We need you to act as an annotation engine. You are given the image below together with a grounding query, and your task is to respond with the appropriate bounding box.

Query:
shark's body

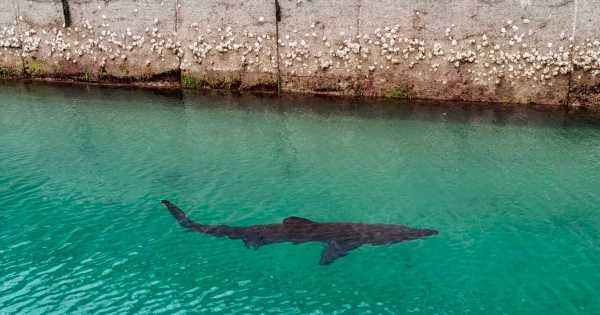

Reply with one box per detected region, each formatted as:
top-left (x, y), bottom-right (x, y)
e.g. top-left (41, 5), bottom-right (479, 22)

top-left (161, 200), bottom-right (438, 265)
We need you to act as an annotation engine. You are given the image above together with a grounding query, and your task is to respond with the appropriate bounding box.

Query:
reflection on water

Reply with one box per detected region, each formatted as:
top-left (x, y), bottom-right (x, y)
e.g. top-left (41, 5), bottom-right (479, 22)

top-left (1, 81), bottom-right (600, 314)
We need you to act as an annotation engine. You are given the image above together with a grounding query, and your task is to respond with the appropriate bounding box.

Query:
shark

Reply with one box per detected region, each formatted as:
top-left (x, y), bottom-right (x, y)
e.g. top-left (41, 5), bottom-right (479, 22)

top-left (161, 200), bottom-right (438, 265)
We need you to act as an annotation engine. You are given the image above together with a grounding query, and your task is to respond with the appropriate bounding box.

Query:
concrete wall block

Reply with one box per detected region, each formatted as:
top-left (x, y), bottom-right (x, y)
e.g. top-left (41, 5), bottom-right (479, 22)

top-left (18, 0), bottom-right (80, 77)
top-left (361, 0), bottom-right (574, 105)
top-left (359, 0), bottom-right (575, 104)
top-left (18, 0), bottom-right (180, 79)
top-left (0, 0), bottom-right (23, 76)
top-left (19, 0), bottom-right (64, 27)
top-left (179, 0), bottom-right (277, 89)
top-left (70, 0), bottom-right (180, 78)
top-left (568, 0), bottom-right (600, 111)
top-left (277, 0), bottom-right (361, 80)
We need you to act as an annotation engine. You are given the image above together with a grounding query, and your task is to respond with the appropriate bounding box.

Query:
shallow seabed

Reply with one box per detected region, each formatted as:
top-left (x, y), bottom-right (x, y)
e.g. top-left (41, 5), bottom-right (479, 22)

top-left (1, 82), bottom-right (600, 314)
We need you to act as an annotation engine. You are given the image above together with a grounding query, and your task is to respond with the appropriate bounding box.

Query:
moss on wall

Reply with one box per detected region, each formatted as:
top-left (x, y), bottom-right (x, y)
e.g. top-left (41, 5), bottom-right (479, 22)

top-left (386, 83), bottom-right (415, 99)
top-left (0, 67), bottom-right (18, 78)
top-left (25, 61), bottom-right (44, 77)
top-left (181, 74), bottom-right (198, 88)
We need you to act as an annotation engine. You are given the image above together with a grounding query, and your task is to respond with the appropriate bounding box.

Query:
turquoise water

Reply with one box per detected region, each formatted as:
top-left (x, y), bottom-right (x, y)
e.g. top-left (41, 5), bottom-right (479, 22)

top-left (1, 82), bottom-right (600, 314)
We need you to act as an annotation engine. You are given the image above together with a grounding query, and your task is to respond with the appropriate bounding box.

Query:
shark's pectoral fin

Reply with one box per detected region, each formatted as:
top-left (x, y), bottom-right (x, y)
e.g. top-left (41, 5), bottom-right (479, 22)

top-left (242, 236), bottom-right (264, 250)
top-left (319, 241), bottom-right (362, 265)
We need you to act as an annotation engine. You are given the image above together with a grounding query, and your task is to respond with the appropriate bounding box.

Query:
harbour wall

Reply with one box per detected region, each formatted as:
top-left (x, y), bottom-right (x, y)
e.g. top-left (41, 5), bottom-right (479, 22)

top-left (1, 0), bottom-right (600, 110)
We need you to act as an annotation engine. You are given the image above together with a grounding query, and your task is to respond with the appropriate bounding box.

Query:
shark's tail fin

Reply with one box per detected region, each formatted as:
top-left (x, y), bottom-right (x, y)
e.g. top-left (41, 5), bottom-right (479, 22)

top-left (161, 200), bottom-right (229, 236)
top-left (161, 200), bottom-right (197, 230)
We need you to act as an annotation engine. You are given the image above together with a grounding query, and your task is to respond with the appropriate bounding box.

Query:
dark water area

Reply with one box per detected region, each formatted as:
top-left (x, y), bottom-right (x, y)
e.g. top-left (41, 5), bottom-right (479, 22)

top-left (1, 81), bottom-right (600, 314)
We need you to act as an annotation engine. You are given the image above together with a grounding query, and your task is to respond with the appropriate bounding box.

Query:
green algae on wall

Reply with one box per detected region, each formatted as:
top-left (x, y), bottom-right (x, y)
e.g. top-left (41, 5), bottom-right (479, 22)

top-left (386, 83), bottom-right (415, 99)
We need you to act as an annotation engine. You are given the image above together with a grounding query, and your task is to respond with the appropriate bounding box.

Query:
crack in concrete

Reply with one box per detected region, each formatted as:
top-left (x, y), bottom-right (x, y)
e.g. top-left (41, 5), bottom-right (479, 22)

top-left (275, 0), bottom-right (282, 95)
top-left (565, 0), bottom-right (579, 109)
top-left (356, 0), bottom-right (361, 37)
top-left (175, 0), bottom-right (182, 82)
top-left (174, 0), bottom-right (179, 32)
top-left (60, 0), bottom-right (71, 28)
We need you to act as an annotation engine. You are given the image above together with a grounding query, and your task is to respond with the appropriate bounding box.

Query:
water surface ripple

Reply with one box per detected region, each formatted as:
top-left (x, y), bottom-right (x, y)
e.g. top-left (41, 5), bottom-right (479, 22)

top-left (1, 82), bottom-right (600, 314)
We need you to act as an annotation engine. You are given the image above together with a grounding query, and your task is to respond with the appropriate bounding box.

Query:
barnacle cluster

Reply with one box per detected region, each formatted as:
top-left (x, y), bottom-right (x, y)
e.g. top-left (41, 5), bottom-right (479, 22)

top-left (2, 6), bottom-right (600, 91)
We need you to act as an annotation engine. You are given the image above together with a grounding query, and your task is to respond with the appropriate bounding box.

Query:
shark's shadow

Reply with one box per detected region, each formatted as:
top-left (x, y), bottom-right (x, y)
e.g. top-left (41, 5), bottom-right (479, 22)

top-left (161, 200), bottom-right (438, 265)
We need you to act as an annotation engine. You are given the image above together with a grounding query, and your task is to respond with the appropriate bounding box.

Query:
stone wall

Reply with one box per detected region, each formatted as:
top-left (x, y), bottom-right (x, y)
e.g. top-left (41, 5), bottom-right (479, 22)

top-left (179, 0), bottom-right (277, 90)
top-left (0, 0), bottom-right (22, 77)
top-left (1, 0), bottom-right (599, 110)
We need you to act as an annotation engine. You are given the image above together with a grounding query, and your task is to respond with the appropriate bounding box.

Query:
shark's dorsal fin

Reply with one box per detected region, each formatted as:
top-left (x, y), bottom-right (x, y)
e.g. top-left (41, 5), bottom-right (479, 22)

top-left (283, 216), bottom-right (314, 225)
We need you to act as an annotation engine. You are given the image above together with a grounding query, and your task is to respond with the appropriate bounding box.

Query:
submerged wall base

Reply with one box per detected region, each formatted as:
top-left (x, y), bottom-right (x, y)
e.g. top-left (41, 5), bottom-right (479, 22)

top-left (1, 0), bottom-right (600, 111)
